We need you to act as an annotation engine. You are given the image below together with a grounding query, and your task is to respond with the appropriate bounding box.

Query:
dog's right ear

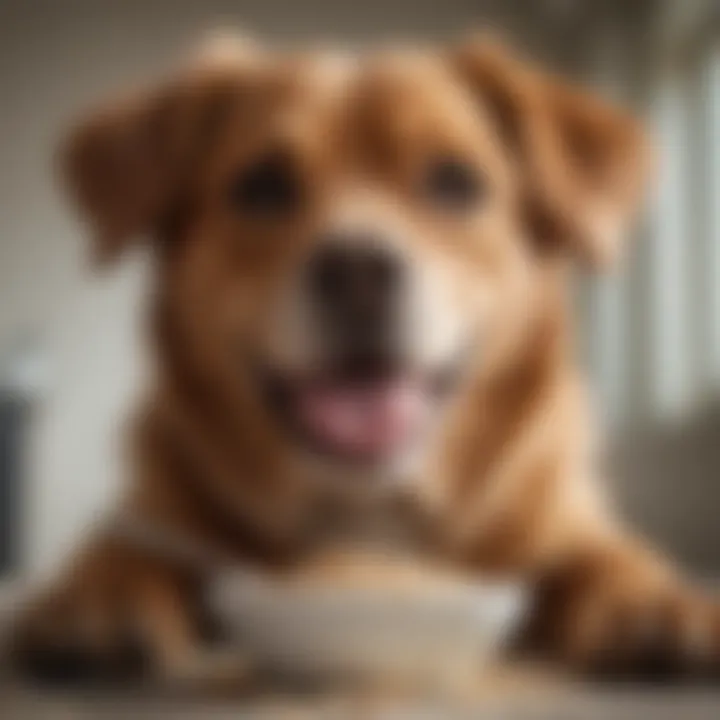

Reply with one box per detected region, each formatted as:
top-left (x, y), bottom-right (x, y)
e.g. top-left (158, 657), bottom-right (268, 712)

top-left (61, 33), bottom-right (261, 266)
top-left (450, 36), bottom-right (651, 271)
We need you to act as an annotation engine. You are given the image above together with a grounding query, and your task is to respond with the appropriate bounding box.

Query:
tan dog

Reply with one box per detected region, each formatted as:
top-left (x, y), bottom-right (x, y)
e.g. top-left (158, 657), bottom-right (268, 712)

top-left (12, 32), bottom-right (719, 684)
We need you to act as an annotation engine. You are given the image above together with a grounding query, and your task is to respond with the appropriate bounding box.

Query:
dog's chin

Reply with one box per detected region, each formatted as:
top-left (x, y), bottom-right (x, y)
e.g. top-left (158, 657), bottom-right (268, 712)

top-left (258, 359), bottom-right (461, 474)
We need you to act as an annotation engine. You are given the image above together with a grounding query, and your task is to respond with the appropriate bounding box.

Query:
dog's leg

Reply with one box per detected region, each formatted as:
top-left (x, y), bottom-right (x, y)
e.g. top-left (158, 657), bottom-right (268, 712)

top-left (8, 531), bottom-right (248, 687)
top-left (520, 529), bottom-right (720, 680)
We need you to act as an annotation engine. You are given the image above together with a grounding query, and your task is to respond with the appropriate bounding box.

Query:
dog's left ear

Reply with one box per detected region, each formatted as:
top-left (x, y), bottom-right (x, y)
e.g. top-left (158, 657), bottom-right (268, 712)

top-left (450, 37), bottom-right (651, 270)
top-left (60, 32), bottom-right (262, 266)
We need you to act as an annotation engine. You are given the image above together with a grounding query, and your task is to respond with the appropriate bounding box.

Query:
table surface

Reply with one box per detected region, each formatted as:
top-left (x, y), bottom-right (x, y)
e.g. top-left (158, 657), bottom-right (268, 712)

top-left (3, 663), bottom-right (720, 719)
top-left (2, 584), bottom-right (720, 719)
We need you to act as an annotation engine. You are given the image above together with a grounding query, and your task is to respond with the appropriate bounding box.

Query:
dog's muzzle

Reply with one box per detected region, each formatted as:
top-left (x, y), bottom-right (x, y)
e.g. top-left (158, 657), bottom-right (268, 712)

top-left (305, 233), bottom-right (406, 370)
top-left (260, 233), bottom-right (465, 465)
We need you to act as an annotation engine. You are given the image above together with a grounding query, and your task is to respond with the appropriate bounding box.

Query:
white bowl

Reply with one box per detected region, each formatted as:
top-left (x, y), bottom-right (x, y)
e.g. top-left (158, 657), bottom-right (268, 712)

top-left (208, 552), bottom-right (527, 689)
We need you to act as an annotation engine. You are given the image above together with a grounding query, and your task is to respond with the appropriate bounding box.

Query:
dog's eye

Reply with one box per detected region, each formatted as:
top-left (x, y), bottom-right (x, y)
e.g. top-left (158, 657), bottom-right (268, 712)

top-left (229, 151), bottom-right (301, 217)
top-left (423, 157), bottom-right (485, 211)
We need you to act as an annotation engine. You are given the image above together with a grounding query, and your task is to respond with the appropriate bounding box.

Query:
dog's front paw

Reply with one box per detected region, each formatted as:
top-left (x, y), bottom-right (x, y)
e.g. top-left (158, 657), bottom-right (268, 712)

top-left (564, 586), bottom-right (718, 680)
top-left (10, 587), bottom-right (148, 684)
top-left (526, 553), bottom-right (720, 681)
top-left (8, 538), bottom-right (231, 686)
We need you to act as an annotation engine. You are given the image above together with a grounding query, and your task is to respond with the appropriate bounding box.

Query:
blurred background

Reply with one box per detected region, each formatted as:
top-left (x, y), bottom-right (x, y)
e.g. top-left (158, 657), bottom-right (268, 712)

top-left (0, 0), bottom-right (718, 580)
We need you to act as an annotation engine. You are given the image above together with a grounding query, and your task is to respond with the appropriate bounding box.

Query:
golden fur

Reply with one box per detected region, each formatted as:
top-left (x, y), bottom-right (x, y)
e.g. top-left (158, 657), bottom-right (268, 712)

top-left (12, 33), bottom-right (719, 684)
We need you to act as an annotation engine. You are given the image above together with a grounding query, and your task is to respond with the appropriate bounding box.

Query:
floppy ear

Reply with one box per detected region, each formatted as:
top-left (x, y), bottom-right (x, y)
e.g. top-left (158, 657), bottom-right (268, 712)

top-left (61, 35), bottom-right (260, 265)
top-left (451, 37), bottom-right (651, 270)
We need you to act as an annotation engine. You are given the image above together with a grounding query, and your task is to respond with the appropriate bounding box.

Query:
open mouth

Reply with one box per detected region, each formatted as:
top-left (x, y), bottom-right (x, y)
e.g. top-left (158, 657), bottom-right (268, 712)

top-left (261, 360), bottom-right (458, 464)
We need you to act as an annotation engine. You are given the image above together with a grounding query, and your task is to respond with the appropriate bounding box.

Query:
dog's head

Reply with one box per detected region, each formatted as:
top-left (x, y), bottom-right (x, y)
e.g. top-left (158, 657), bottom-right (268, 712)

top-left (63, 34), bottom-right (648, 476)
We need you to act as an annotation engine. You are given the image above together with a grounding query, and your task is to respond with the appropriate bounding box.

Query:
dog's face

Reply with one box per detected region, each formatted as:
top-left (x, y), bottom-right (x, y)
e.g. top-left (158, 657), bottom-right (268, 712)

top-left (64, 35), bottom-right (648, 475)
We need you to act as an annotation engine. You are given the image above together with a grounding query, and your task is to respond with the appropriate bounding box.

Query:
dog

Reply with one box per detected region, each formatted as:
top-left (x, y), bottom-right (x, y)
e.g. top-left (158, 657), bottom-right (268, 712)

top-left (11, 31), bottom-right (720, 685)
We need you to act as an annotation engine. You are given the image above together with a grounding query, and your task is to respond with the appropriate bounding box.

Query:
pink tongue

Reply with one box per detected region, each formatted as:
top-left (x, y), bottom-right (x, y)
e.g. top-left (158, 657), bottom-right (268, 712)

top-left (298, 379), bottom-right (427, 457)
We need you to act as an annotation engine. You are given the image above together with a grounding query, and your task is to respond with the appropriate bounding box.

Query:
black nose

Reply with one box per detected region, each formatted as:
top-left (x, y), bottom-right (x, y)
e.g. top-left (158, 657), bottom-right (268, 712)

top-left (306, 237), bottom-right (405, 361)
top-left (307, 237), bottom-right (403, 310)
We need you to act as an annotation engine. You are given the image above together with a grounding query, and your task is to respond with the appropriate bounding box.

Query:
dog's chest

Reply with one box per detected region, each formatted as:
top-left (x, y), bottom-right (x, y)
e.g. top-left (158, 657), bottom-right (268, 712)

top-left (303, 486), bottom-right (438, 560)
